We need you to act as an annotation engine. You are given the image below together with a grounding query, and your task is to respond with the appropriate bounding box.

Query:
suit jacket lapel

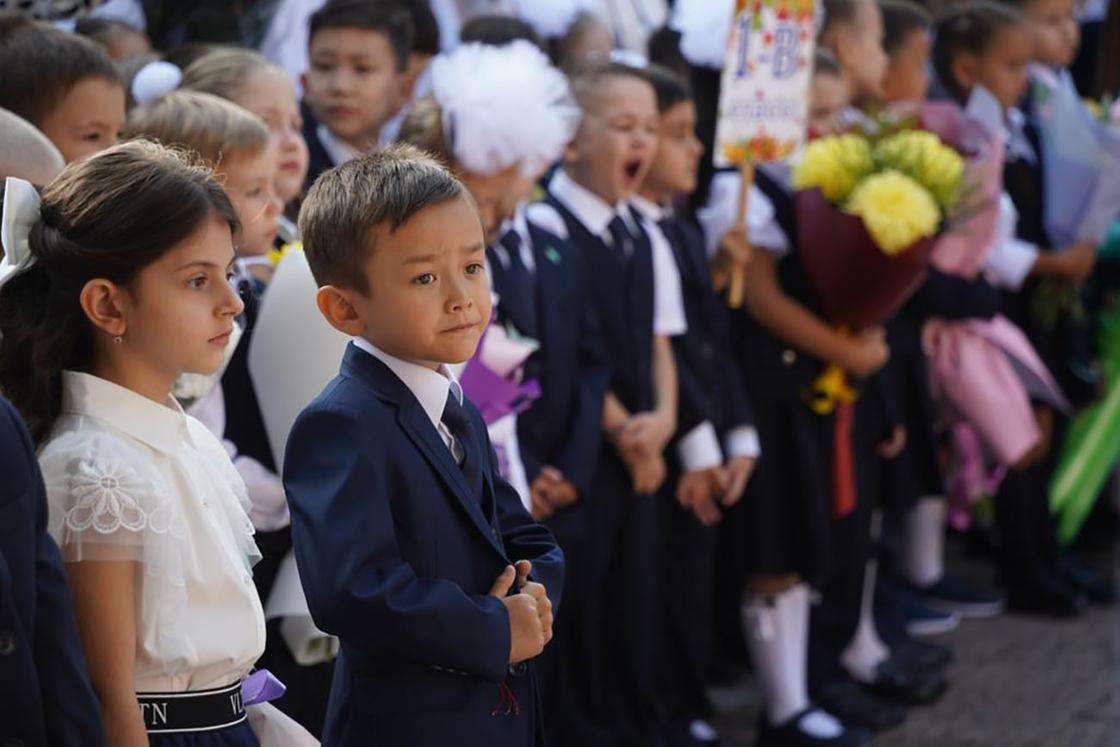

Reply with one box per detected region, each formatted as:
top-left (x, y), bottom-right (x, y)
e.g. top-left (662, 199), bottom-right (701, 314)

top-left (342, 345), bottom-right (509, 558)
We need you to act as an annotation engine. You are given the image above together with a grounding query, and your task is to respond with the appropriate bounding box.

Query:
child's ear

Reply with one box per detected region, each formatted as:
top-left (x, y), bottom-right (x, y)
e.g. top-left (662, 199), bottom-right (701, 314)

top-left (952, 54), bottom-right (978, 97)
top-left (78, 278), bottom-right (129, 339)
top-left (316, 285), bottom-right (366, 337)
top-left (299, 71), bottom-right (310, 99)
top-left (401, 54), bottom-right (428, 101)
top-left (562, 137), bottom-right (580, 166)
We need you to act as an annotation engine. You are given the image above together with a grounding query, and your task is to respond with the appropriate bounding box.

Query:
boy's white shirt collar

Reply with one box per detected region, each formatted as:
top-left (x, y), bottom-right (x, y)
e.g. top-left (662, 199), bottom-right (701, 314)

top-left (317, 124), bottom-right (367, 167)
top-left (549, 169), bottom-right (622, 238)
top-left (351, 336), bottom-right (464, 430)
top-left (489, 204), bottom-right (537, 274)
top-left (630, 194), bottom-right (670, 222)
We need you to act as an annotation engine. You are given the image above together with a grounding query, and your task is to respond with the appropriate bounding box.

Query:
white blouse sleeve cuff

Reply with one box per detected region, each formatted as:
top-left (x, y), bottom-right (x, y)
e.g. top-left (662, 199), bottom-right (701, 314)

top-left (678, 421), bottom-right (724, 472)
top-left (725, 426), bottom-right (762, 460)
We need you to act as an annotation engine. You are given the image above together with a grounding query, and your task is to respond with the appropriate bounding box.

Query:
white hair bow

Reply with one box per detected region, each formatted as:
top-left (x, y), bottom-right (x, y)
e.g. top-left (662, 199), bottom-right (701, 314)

top-left (132, 60), bottom-right (182, 106)
top-left (0, 177), bottom-right (42, 287)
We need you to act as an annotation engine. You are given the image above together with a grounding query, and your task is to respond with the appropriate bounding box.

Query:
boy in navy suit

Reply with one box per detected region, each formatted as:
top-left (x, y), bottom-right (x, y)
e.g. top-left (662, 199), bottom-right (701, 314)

top-left (530, 60), bottom-right (685, 745)
top-left (0, 396), bottom-right (104, 746)
top-left (284, 145), bottom-right (564, 746)
top-left (300, 0), bottom-right (416, 189)
top-left (633, 64), bottom-right (760, 746)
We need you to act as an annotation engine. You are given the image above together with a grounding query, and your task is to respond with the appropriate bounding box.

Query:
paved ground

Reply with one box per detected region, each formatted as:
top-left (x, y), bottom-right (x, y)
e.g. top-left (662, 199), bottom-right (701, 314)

top-left (708, 541), bottom-right (1120, 747)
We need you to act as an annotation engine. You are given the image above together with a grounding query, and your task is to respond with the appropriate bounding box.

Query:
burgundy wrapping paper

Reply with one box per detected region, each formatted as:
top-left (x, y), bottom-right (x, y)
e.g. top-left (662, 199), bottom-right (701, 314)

top-left (795, 187), bottom-right (935, 330)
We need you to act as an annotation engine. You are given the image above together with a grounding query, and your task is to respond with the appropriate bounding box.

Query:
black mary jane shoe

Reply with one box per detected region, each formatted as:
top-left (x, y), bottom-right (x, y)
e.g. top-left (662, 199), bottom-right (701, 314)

top-left (1056, 557), bottom-right (1119, 605)
top-left (864, 655), bottom-right (948, 706)
top-left (813, 678), bottom-right (907, 732)
top-left (1005, 574), bottom-right (1090, 618)
top-left (756, 709), bottom-right (872, 747)
top-left (891, 637), bottom-right (952, 673)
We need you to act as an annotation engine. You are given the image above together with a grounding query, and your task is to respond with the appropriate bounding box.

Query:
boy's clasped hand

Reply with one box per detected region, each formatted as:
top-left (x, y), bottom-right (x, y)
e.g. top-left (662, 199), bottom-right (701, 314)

top-left (490, 560), bottom-right (554, 665)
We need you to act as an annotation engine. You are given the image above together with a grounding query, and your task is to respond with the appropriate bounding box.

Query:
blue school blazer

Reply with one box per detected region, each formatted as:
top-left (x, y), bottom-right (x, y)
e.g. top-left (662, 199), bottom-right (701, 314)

top-left (487, 222), bottom-right (610, 498)
top-left (284, 344), bottom-right (565, 747)
top-left (0, 397), bottom-right (104, 747)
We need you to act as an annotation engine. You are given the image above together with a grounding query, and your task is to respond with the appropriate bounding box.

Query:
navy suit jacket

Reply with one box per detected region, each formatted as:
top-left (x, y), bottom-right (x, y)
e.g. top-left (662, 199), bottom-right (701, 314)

top-left (301, 101), bottom-right (337, 192)
top-left (486, 222), bottom-right (610, 496)
top-left (0, 397), bottom-right (104, 747)
top-left (284, 344), bottom-right (564, 746)
top-left (659, 215), bottom-right (755, 441)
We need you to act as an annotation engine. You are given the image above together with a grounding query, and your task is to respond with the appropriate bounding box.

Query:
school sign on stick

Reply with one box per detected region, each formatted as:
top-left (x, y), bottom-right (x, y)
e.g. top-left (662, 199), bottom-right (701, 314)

top-left (714, 0), bottom-right (816, 307)
top-left (714, 0), bottom-right (817, 168)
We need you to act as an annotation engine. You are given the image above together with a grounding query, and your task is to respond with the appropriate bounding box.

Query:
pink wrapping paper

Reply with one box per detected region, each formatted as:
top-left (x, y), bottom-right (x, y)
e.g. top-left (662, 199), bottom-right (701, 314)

top-left (923, 315), bottom-right (1068, 466)
top-left (920, 103), bottom-right (1006, 278)
top-left (917, 103), bottom-right (1067, 467)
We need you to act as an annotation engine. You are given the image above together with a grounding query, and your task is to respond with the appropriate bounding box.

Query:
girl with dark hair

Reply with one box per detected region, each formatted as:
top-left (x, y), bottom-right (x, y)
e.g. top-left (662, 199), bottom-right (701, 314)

top-left (0, 140), bottom-right (272, 746)
top-left (934, 1), bottom-right (1108, 616)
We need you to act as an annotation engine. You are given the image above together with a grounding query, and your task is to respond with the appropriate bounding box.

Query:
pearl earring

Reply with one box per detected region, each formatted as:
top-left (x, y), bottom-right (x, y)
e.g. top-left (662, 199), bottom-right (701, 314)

top-left (113, 335), bottom-right (123, 345)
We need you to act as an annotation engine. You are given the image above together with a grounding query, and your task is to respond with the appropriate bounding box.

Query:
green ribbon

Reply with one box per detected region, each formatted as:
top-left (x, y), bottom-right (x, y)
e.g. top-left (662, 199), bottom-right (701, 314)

top-left (1050, 290), bottom-right (1120, 544)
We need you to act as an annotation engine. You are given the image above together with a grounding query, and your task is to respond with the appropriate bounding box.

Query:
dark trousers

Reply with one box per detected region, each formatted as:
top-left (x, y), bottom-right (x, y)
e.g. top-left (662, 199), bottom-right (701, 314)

top-left (655, 492), bottom-right (719, 730)
top-left (539, 504), bottom-right (603, 745)
top-left (994, 412), bottom-right (1064, 589)
top-left (547, 451), bottom-right (662, 747)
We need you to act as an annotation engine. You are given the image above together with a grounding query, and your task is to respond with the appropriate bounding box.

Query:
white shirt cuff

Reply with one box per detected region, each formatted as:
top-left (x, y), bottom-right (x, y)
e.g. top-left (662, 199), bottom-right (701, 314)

top-left (678, 421), bottom-right (724, 472)
top-left (725, 426), bottom-right (762, 459)
top-left (984, 237), bottom-right (1038, 291)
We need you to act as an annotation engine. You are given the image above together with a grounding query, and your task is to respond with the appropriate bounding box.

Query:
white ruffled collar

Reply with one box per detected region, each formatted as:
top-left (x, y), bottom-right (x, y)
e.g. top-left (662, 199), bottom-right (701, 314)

top-left (61, 371), bottom-right (194, 455)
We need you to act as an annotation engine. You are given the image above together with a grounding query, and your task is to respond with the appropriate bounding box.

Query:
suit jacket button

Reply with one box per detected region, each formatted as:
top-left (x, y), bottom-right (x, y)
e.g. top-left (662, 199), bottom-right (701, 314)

top-left (781, 349), bottom-right (797, 366)
top-left (0, 633), bottom-right (16, 656)
top-left (508, 662), bottom-right (527, 677)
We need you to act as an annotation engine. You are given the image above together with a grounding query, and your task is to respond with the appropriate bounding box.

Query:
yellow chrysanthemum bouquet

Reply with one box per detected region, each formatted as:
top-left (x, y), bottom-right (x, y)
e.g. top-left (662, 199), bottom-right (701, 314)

top-left (789, 127), bottom-right (964, 332)
top-left (787, 123), bottom-right (966, 414)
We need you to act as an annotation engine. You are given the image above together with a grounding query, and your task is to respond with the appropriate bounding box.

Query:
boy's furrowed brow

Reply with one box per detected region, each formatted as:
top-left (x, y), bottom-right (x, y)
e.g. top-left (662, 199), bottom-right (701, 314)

top-left (402, 253), bottom-right (440, 265)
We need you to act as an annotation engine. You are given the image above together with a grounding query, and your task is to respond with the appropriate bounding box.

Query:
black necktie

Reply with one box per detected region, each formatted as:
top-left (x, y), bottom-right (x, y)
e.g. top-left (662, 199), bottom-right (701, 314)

top-left (497, 229), bottom-right (538, 338)
top-left (441, 392), bottom-right (484, 503)
top-left (606, 214), bottom-right (636, 272)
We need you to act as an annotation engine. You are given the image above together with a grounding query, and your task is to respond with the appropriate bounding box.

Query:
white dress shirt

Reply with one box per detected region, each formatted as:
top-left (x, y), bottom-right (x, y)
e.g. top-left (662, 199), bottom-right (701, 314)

top-left (316, 124), bottom-right (366, 168)
top-left (40, 372), bottom-right (265, 693)
top-left (535, 169), bottom-right (688, 337)
top-left (352, 336), bottom-right (466, 462)
top-left (697, 169), bottom-right (792, 260)
top-left (984, 192), bottom-right (1039, 291)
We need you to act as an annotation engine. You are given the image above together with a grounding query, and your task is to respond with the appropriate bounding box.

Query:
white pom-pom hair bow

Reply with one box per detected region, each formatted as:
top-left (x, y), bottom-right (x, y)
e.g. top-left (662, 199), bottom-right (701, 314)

top-left (430, 40), bottom-right (581, 178)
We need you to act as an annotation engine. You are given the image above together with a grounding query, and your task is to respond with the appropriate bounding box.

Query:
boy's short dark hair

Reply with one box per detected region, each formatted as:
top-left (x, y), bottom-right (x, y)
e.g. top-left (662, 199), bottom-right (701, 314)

top-left (459, 14), bottom-right (545, 51)
top-left (399, 0), bottom-right (440, 57)
top-left (818, 0), bottom-right (863, 38)
top-left (308, 0), bottom-right (415, 72)
top-left (299, 144), bottom-right (466, 293)
top-left (567, 59), bottom-right (655, 113)
top-left (932, 1), bottom-right (1025, 103)
top-left (646, 26), bottom-right (690, 81)
top-left (881, 0), bottom-right (932, 56)
top-left (641, 64), bottom-right (692, 114)
top-left (0, 15), bottom-right (120, 126)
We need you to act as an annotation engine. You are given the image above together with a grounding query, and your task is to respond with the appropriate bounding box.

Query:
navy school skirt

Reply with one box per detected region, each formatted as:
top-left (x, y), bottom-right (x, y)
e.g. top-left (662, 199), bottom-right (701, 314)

top-left (148, 721), bottom-right (258, 747)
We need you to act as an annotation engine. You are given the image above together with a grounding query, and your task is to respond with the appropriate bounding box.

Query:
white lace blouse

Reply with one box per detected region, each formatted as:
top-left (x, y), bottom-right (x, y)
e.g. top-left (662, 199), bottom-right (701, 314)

top-left (40, 371), bottom-right (266, 693)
